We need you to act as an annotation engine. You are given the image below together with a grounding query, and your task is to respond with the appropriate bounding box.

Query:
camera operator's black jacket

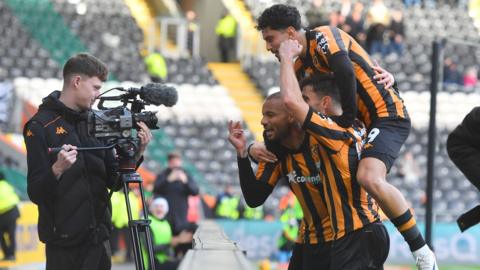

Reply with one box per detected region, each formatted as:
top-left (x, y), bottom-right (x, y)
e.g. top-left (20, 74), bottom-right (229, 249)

top-left (447, 106), bottom-right (480, 191)
top-left (23, 91), bottom-right (121, 247)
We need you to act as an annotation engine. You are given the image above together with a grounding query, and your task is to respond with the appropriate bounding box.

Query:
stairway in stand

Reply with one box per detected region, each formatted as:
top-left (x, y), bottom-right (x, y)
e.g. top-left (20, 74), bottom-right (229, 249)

top-left (208, 63), bottom-right (264, 141)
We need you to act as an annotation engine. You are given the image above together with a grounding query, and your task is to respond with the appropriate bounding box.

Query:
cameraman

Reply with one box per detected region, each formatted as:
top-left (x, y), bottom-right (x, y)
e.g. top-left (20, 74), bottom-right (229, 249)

top-left (23, 53), bottom-right (152, 270)
top-left (447, 107), bottom-right (480, 191)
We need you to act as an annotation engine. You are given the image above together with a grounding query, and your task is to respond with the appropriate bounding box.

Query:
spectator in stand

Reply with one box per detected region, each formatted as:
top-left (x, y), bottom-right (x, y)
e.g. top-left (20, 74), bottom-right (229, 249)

top-left (366, 0), bottom-right (390, 56)
top-left (305, 0), bottom-right (329, 28)
top-left (443, 58), bottom-right (463, 86)
top-left (388, 9), bottom-right (405, 56)
top-left (216, 13), bottom-right (237, 62)
top-left (144, 52), bottom-right (168, 82)
top-left (463, 66), bottom-right (478, 88)
top-left (328, 10), bottom-right (345, 28)
top-left (185, 10), bottom-right (199, 57)
top-left (343, 2), bottom-right (367, 49)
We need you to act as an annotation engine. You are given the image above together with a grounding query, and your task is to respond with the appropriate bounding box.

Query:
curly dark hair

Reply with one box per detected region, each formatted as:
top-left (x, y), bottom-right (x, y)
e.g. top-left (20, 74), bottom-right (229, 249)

top-left (256, 4), bottom-right (301, 31)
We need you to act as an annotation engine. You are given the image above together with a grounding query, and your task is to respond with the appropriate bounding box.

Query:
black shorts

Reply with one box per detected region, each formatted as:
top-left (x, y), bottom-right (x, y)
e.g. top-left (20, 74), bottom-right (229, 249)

top-left (361, 118), bottom-right (411, 171)
top-left (330, 222), bottom-right (390, 270)
top-left (288, 242), bottom-right (331, 270)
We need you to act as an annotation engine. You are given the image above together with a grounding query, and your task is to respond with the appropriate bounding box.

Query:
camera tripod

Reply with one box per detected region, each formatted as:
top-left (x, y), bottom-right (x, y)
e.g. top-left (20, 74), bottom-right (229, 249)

top-left (116, 139), bottom-right (156, 270)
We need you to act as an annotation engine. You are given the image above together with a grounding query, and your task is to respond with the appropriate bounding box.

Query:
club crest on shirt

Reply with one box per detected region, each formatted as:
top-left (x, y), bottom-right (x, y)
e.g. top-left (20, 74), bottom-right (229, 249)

top-left (26, 129), bottom-right (33, 137)
top-left (315, 32), bottom-right (329, 54)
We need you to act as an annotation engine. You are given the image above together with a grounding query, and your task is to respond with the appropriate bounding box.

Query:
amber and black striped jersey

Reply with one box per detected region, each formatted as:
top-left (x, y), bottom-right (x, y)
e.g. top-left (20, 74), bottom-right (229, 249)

top-left (239, 109), bottom-right (380, 244)
top-left (294, 26), bottom-right (409, 128)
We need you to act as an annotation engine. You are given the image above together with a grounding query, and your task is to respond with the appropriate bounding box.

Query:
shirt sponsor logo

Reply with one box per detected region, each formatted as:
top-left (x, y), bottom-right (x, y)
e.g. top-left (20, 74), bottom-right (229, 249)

top-left (315, 32), bottom-right (329, 54)
top-left (287, 169), bottom-right (322, 185)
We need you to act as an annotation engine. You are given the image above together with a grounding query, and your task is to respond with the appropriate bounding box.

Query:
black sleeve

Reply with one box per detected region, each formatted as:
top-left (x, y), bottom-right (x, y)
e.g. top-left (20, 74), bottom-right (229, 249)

top-left (237, 157), bottom-right (274, 207)
top-left (185, 171), bottom-right (199, 196)
top-left (153, 170), bottom-right (169, 195)
top-left (328, 51), bottom-right (357, 127)
top-left (447, 107), bottom-right (480, 191)
top-left (23, 121), bottom-right (59, 204)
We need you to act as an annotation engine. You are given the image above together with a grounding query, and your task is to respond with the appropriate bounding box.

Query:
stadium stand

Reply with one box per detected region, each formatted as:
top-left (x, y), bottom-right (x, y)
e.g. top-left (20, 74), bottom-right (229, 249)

top-left (49, 0), bottom-right (148, 81)
top-left (0, 1), bottom-right (61, 79)
top-left (243, 0), bottom-right (480, 95)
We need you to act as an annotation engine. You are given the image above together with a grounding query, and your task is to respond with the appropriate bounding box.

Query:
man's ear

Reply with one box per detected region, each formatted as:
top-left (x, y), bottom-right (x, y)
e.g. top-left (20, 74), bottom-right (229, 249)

top-left (287, 26), bottom-right (297, 38)
top-left (321, 96), bottom-right (332, 110)
top-left (71, 75), bottom-right (82, 88)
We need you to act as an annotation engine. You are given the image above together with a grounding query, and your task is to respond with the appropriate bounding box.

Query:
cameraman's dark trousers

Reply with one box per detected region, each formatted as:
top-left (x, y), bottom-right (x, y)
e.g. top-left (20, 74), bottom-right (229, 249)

top-left (46, 239), bottom-right (111, 270)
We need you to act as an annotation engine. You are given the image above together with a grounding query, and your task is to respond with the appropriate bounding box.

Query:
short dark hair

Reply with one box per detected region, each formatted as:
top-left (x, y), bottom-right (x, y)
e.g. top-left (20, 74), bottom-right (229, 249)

top-left (167, 151), bottom-right (181, 161)
top-left (63, 53), bottom-right (108, 82)
top-left (299, 73), bottom-right (340, 104)
top-left (257, 4), bottom-right (302, 31)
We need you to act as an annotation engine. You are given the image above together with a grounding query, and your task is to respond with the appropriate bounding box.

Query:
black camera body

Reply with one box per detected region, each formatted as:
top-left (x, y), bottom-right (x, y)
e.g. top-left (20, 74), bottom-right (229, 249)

top-left (86, 83), bottom-right (177, 140)
top-left (87, 107), bottom-right (158, 139)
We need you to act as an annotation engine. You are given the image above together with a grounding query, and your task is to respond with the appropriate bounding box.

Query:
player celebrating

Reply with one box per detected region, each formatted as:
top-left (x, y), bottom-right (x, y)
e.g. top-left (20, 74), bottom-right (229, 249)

top-left (255, 4), bottom-right (437, 269)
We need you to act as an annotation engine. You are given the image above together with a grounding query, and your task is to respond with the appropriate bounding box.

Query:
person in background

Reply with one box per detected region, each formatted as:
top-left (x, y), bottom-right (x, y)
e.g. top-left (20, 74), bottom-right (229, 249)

top-left (215, 13), bottom-right (237, 62)
top-left (146, 197), bottom-right (192, 270)
top-left (387, 9), bottom-right (405, 56)
top-left (443, 57), bottom-right (463, 86)
top-left (343, 3), bottom-right (367, 49)
top-left (214, 183), bottom-right (240, 220)
top-left (463, 66), bottom-right (478, 88)
top-left (186, 10), bottom-right (199, 56)
top-left (276, 205), bottom-right (299, 269)
top-left (144, 52), bottom-right (168, 82)
top-left (242, 201), bottom-right (264, 220)
top-left (153, 151), bottom-right (198, 257)
top-left (0, 171), bottom-right (20, 261)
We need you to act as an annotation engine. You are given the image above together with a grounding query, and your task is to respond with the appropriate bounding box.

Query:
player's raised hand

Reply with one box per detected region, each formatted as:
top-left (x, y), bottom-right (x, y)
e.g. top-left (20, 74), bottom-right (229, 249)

top-left (372, 60), bottom-right (395, 89)
top-left (279, 39), bottom-right (303, 61)
top-left (227, 120), bottom-right (247, 157)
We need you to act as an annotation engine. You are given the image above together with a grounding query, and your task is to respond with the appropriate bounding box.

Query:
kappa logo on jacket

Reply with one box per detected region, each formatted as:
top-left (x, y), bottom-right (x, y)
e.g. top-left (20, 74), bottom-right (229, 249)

top-left (56, 126), bottom-right (68, 135)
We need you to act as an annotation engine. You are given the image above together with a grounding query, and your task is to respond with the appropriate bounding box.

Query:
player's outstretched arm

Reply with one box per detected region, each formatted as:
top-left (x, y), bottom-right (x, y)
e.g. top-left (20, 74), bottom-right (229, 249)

top-left (228, 121), bottom-right (274, 207)
top-left (278, 39), bottom-right (309, 123)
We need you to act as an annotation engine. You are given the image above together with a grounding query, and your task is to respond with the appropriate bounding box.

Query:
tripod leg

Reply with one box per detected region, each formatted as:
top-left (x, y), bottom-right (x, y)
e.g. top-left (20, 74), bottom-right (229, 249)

top-left (137, 185), bottom-right (156, 269)
top-left (123, 180), bottom-right (146, 270)
top-left (121, 173), bottom-right (156, 270)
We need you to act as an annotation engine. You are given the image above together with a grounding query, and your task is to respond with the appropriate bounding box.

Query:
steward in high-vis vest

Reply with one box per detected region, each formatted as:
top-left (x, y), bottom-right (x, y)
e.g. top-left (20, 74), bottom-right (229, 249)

top-left (145, 197), bottom-right (193, 270)
top-left (242, 204), bottom-right (264, 220)
top-left (0, 172), bottom-right (20, 260)
top-left (215, 195), bottom-right (240, 220)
